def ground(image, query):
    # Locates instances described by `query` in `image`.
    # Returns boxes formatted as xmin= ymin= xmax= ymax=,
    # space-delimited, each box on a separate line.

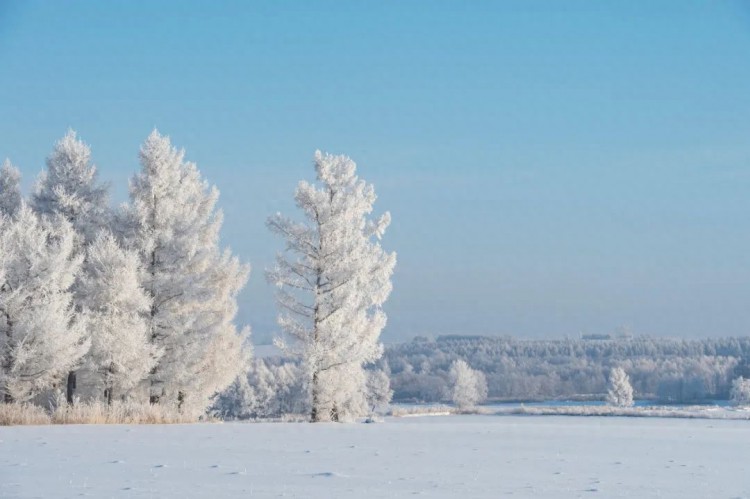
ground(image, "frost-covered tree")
xmin=365 ymin=368 xmax=393 ymax=415
xmin=606 ymin=367 xmax=634 ymax=407
xmin=730 ymin=376 xmax=750 ymax=407
xmin=122 ymin=130 xmax=250 ymax=416
xmin=449 ymin=359 xmax=487 ymax=410
xmin=32 ymin=130 xmax=111 ymax=402
xmin=0 ymin=160 xmax=22 ymax=216
xmin=267 ymin=151 xmax=396 ymax=422
xmin=76 ymin=232 xmax=160 ymax=404
xmin=213 ymin=359 xmax=307 ymax=420
xmin=0 ymin=204 xmax=88 ymax=403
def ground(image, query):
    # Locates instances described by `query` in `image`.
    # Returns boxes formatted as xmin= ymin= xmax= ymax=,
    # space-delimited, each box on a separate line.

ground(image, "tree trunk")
xmin=310 ymin=371 xmax=321 ymax=422
xmin=2 ymin=308 xmax=14 ymax=405
xmin=66 ymin=371 xmax=77 ymax=404
xmin=177 ymin=391 xmax=185 ymax=412
xmin=104 ymin=364 xmax=114 ymax=405
xmin=148 ymin=243 xmax=159 ymax=405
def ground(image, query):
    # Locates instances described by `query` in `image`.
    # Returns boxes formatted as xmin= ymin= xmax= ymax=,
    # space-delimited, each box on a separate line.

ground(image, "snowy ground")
xmin=2 ymin=415 xmax=749 ymax=498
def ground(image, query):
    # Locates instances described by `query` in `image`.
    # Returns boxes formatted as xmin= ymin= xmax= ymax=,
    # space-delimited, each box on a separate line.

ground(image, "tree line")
xmin=384 ymin=335 xmax=750 ymax=403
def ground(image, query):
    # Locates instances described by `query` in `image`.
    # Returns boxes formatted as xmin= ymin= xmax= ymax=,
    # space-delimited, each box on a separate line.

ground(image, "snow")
xmin=2 ymin=415 xmax=749 ymax=498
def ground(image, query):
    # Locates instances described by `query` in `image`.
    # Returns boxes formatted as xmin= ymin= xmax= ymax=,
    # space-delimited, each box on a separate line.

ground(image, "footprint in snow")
xmin=110 ymin=460 xmax=125 ymax=464
xmin=311 ymin=472 xmax=347 ymax=478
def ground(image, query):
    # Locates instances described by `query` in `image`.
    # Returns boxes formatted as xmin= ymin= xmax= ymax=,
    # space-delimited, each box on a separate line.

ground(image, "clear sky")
xmin=1 ymin=1 xmax=750 ymax=342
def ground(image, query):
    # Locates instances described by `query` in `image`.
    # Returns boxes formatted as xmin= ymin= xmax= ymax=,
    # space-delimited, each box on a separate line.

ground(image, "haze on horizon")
xmin=1 ymin=1 xmax=750 ymax=342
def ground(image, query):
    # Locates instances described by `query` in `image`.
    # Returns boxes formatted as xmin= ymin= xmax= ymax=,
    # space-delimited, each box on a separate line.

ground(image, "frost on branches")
xmin=122 ymin=131 xmax=250 ymax=417
xmin=0 ymin=160 xmax=22 ymax=217
xmin=366 ymin=368 xmax=393 ymax=416
xmin=606 ymin=367 xmax=634 ymax=407
xmin=267 ymin=151 xmax=396 ymax=422
xmin=31 ymin=130 xmax=112 ymax=402
xmin=76 ymin=232 xmax=161 ymax=404
xmin=213 ymin=359 xmax=308 ymax=420
xmin=449 ymin=359 xmax=487 ymax=411
xmin=730 ymin=376 xmax=750 ymax=407
xmin=32 ymin=130 xmax=111 ymax=243
xmin=0 ymin=205 xmax=89 ymax=403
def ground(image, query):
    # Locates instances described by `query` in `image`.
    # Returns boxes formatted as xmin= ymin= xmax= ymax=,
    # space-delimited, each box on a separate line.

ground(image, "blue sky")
xmin=1 ymin=1 xmax=750 ymax=341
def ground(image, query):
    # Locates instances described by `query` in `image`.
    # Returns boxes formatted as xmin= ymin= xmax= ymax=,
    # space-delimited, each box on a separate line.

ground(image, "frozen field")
xmin=2 ymin=415 xmax=749 ymax=498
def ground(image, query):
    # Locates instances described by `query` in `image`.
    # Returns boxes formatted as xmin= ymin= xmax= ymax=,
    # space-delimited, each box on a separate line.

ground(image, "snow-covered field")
xmin=2 ymin=415 xmax=749 ymax=498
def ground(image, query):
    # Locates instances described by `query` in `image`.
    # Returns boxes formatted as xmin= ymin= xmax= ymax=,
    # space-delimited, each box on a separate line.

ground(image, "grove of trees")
xmin=1 ymin=134 xmax=397 ymax=423
xmin=1 ymin=131 xmax=250 ymax=418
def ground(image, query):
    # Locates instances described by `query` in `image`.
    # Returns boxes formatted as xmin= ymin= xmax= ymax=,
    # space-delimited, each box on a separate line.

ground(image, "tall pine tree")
xmin=268 ymin=151 xmax=396 ymax=422
xmin=32 ymin=130 xmax=111 ymax=402
xmin=123 ymin=130 xmax=250 ymax=416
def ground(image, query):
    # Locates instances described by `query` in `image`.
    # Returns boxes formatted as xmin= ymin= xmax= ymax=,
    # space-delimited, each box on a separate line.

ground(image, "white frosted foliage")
xmin=31 ymin=130 xmax=113 ymax=402
xmin=606 ymin=367 xmax=634 ymax=407
xmin=77 ymin=232 xmax=161 ymax=404
xmin=366 ymin=368 xmax=393 ymax=415
xmin=124 ymin=130 xmax=250 ymax=416
xmin=0 ymin=204 xmax=89 ymax=402
xmin=730 ymin=376 xmax=750 ymax=407
xmin=32 ymin=130 xmax=110 ymax=243
xmin=268 ymin=151 xmax=396 ymax=422
xmin=0 ymin=159 xmax=22 ymax=216
xmin=449 ymin=359 xmax=487 ymax=410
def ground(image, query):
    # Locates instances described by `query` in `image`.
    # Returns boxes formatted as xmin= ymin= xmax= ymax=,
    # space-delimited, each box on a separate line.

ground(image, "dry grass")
xmin=389 ymin=404 xmax=455 ymax=417
xmin=496 ymin=404 xmax=750 ymax=420
xmin=1 ymin=400 xmax=201 ymax=426
xmin=51 ymin=400 xmax=199 ymax=424
xmin=0 ymin=403 xmax=52 ymax=426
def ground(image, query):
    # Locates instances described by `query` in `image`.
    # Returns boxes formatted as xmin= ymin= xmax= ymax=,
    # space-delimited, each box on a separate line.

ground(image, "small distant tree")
xmin=606 ymin=367 xmax=634 ymax=407
xmin=213 ymin=359 xmax=308 ymax=419
xmin=730 ymin=376 xmax=750 ymax=407
xmin=449 ymin=359 xmax=487 ymax=411
xmin=365 ymin=368 xmax=393 ymax=415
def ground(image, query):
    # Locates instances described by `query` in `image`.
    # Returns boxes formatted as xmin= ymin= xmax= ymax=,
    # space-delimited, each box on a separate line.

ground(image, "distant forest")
xmin=384 ymin=336 xmax=750 ymax=403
